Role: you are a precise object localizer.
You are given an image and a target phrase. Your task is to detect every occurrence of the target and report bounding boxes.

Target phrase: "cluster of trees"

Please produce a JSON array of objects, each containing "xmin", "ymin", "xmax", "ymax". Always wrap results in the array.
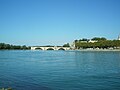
[
  {"xmin": 75, "ymin": 37, "xmax": 107, "ymax": 42},
  {"xmin": 75, "ymin": 37, "xmax": 120, "ymax": 49},
  {"xmin": 0, "ymin": 43, "xmax": 30, "ymax": 50},
  {"xmin": 63, "ymin": 43, "xmax": 70, "ymax": 47},
  {"xmin": 91, "ymin": 37, "xmax": 107, "ymax": 41}
]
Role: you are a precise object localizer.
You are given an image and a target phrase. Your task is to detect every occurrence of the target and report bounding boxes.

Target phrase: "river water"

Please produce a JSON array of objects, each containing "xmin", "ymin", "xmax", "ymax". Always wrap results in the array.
[{"xmin": 0, "ymin": 50, "xmax": 120, "ymax": 90}]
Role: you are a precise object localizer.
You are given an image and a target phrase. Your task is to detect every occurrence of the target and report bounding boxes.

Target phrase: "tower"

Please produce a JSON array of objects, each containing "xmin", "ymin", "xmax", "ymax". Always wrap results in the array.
[
  {"xmin": 69, "ymin": 41, "xmax": 75, "ymax": 49},
  {"xmin": 118, "ymin": 34, "xmax": 120, "ymax": 40}
]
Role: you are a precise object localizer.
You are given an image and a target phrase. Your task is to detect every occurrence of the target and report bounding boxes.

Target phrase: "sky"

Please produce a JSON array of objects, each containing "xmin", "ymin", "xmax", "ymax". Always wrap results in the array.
[{"xmin": 0, "ymin": 0, "xmax": 120, "ymax": 46}]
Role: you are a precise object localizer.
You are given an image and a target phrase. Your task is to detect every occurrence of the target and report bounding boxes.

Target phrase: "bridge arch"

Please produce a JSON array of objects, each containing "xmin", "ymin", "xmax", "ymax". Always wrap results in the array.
[
  {"xmin": 46, "ymin": 48, "xmax": 54, "ymax": 50},
  {"xmin": 58, "ymin": 48, "xmax": 65, "ymax": 50},
  {"xmin": 35, "ymin": 47, "xmax": 43, "ymax": 50}
]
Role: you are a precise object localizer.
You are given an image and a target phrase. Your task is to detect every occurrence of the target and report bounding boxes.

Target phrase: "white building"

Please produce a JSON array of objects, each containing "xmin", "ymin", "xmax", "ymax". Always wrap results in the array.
[
  {"xmin": 69, "ymin": 42, "xmax": 75, "ymax": 49},
  {"xmin": 88, "ymin": 39, "xmax": 97, "ymax": 43},
  {"xmin": 118, "ymin": 34, "xmax": 120, "ymax": 40}
]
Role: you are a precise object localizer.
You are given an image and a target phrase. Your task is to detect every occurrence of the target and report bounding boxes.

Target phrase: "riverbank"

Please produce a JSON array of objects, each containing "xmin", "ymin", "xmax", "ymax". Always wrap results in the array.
[{"xmin": 74, "ymin": 49, "xmax": 120, "ymax": 51}]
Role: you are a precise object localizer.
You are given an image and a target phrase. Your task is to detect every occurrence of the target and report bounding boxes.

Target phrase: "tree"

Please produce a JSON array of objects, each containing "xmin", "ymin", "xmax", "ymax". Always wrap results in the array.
[
  {"xmin": 0, "ymin": 43, "xmax": 30, "ymax": 50},
  {"xmin": 74, "ymin": 40, "xmax": 79, "ymax": 43},
  {"xmin": 91, "ymin": 37, "xmax": 107, "ymax": 41},
  {"xmin": 79, "ymin": 38, "xmax": 88, "ymax": 41},
  {"xmin": 63, "ymin": 43, "xmax": 70, "ymax": 47},
  {"xmin": 74, "ymin": 39, "xmax": 120, "ymax": 49}
]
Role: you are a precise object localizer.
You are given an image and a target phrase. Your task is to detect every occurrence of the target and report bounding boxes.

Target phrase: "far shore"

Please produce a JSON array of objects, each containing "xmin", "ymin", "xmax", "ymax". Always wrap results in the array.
[
  {"xmin": 73, "ymin": 49, "xmax": 120, "ymax": 51},
  {"xmin": 0, "ymin": 49, "xmax": 120, "ymax": 51}
]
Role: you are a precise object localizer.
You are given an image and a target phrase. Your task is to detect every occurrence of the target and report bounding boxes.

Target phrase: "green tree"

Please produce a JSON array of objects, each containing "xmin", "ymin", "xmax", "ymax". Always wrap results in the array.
[
  {"xmin": 74, "ymin": 39, "xmax": 120, "ymax": 49},
  {"xmin": 92, "ymin": 37, "xmax": 107, "ymax": 41},
  {"xmin": 63, "ymin": 43, "xmax": 70, "ymax": 47},
  {"xmin": 0, "ymin": 43, "xmax": 30, "ymax": 50}
]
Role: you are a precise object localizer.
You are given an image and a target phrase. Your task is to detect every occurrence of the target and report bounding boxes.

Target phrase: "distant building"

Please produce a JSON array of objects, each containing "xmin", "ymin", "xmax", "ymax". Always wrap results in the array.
[
  {"xmin": 88, "ymin": 39, "xmax": 97, "ymax": 43},
  {"xmin": 80, "ymin": 41, "xmax": 88, "ymax": 43},
  {"xmin": 77, "ymin": 39, "xmax": 97, "ymax": 43},
  {"xmin": 118, "ymin": 34, "xmax": 120, "ymax": 40},
  {"xmin": 69, "ymin": 42, "xmax": 75, "ymax": 49}
]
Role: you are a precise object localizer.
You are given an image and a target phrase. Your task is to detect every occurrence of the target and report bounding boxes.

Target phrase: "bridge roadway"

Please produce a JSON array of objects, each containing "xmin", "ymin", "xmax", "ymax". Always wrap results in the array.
[{"xmin": 31, "ymin": 46, "xmax": 70, "ymax": 50}]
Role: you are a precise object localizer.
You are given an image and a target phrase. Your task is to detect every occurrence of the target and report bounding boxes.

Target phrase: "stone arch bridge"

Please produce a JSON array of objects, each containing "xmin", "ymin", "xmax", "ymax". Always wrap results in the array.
[{"xmin": 31, "ymin": 46, "xmax": 70, "ymax": 50}]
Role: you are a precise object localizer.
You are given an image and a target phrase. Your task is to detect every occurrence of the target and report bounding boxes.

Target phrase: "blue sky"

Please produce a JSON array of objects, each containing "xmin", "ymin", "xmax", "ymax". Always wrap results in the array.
[{"xmin": 0, "ymin": 0, "xmax": 120, "ymax": 46}]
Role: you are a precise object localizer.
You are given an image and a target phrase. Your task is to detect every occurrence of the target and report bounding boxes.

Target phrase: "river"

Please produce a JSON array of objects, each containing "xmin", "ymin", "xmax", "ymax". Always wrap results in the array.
[{"xmin": 0, "ymin": 50, "xmax": 120, "ymax": 90}]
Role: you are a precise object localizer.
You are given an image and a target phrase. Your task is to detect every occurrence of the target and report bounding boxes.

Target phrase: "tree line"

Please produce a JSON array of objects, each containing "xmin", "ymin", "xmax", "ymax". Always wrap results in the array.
[
  {"xmin": 1, "ymin": 37, "xmax": 120, "ymax": 50},
  {"xmin": 74, "ymin": 37, "xmax": 120, "ymax": 49},
  {"xmin": 0, "ymin": 43, "xmax": 30, "ymax": 50}
]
